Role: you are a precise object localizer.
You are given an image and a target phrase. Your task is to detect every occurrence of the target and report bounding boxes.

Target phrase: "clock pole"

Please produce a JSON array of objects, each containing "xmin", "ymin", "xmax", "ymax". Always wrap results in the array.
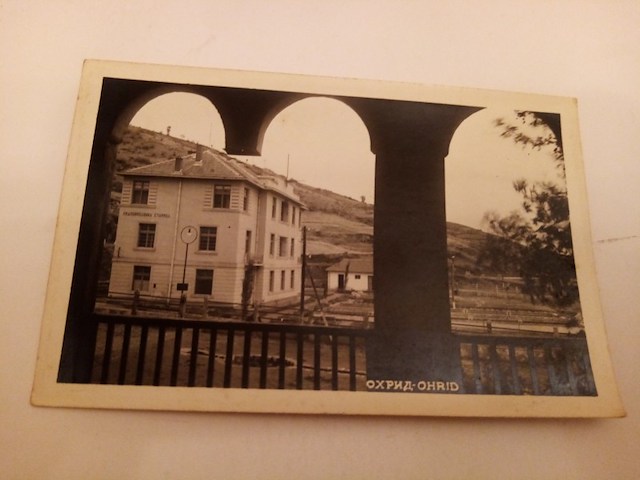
[{"xmin": 179, "ymin": 226, "xmax": 198, "ymax": 317}]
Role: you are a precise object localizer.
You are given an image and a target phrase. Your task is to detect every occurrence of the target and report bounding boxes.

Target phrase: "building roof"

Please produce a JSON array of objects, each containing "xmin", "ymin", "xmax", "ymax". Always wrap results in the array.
[
  {"xmin": 121, "ymin": 147, "xmax": 302, "ymax": 205},
  {"xmin": 326, "ymin": 256, "xmax": 373, "ymax": 274}
]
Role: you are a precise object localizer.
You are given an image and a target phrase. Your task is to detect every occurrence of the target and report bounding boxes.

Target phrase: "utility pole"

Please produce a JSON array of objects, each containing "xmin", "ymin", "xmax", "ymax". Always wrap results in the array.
[{"xmin": 299, "ymin": 225, "xmax": 307, "ymax": 320}]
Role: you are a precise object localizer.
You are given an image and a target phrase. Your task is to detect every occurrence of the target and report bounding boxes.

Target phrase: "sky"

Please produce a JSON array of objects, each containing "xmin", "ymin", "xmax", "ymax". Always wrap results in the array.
[
  {"xmin": 130, "ymin": 94, "xmax": 375, "ymax": 202},
  {"xmin": 130, "ymin": 93, "xmax": 563, "ymax": 230},
  {"xmin": 446, "ymin": 108, "xmax": 562, "ymax": 229}
]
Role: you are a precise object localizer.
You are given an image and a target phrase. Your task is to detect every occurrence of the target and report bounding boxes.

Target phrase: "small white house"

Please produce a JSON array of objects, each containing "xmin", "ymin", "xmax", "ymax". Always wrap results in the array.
[{"xmin": 326, "ymin": 257, "xmax": 373, "ymax": 292}]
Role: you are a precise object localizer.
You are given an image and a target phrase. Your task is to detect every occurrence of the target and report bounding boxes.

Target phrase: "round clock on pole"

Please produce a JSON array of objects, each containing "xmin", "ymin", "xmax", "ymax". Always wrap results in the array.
[
  {"xmin": 181, "ymin": 225, "xmax": 198, "ymax": 244},
  {"xmin": 178, "ymin": 226, "xmax": 198, "ymax": 309}
]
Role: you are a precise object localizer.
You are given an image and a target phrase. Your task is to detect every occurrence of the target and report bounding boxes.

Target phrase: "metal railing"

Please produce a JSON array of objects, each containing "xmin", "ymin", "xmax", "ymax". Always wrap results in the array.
[
  {"xmin": 244, "ymin": 252, "xmax": 264, "ymax": 265},
  {"xmin": 91, "ymin": 313, "xmax": 596, "ymax": 396},
  {"xmin": 91, "ymin": 313, "xmax": 368, "ymax": 391},
  {"xmin": 456, "ymin": 334, "xmax": 596, "ymax": 396}
]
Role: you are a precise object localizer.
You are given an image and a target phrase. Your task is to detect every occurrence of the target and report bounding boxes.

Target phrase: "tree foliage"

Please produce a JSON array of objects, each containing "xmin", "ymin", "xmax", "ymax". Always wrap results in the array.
[
  {"xmin": 495, "ymin": 111, "xmax": 564, "ymax": 167},
  {"xmin": 478, "ymin": 112, "xmax": 579, "ymax": 308}
]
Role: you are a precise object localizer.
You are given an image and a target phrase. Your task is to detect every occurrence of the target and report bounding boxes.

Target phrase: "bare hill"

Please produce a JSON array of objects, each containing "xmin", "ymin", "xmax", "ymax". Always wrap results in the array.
[{"xmin": 111, "ymin": 126, "xmax": 491, "ymax": 272}]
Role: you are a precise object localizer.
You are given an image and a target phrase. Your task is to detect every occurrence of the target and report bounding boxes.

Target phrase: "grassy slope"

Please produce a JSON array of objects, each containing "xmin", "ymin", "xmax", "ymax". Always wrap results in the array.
[{"xmin": 112, "ymin": 126, "xmax": 491, "ymax": 272}]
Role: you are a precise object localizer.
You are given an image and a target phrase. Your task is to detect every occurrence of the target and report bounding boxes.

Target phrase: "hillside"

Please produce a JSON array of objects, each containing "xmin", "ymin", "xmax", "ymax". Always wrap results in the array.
[
  {"xmin": 290, "ymin": 181, "xmax": 374, "ymax": 256},
  {"xmin": 111, "ymin": 126, "xmax": 198, "ymax": 192},
  {"xmin": 446, "ymin": 222, "xmax": 493, "ymax": 274},
  {"xmin": 109, "ymin": 126, "xmax": 492, "ymax": 273}
]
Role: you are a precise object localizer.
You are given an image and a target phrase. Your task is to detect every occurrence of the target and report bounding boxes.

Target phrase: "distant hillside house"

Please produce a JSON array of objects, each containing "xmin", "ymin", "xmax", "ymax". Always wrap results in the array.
[
  {"xmin": 326, "ymin": 257, "xmax": 373, "ymax": 292},
  {"xmin": 108, "ymin": 145, "xmax": 304, "ymax": 307}
]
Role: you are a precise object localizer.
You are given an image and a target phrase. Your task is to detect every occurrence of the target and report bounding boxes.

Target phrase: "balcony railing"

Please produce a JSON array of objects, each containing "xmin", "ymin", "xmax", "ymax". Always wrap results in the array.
[
  {"xmin": 455, "ymin": 333, "xmax": 596, "ymax": 396},
  {"xmin": 91, "ymin": 313, "xmax": 368, "ymax": 391},
  {"xmin": 90, "ymin": 313, "xmax": 595, "ymax": 396},
  {"xmin": 244, "ymin": 253, "xmax": 264, "ymax": 265}
]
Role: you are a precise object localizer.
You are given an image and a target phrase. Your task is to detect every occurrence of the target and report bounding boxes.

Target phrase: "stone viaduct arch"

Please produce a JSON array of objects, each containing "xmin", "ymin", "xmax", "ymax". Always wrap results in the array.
[{"xmin": 59, "ymin": 77, "xmax": 488, "ymax": 383}]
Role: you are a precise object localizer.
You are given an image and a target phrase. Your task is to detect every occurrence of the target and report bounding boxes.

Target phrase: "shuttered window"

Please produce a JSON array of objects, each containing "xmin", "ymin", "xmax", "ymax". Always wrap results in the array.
[{"xmin": 123, "ymin": 179, "xmax": 157, "ymax": 206}]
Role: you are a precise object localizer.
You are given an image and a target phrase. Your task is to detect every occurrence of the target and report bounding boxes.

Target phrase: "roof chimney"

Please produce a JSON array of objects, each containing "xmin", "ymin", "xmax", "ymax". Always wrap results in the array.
[
  {"xmin": 174, "ymin": 156, "xmax": 183, "ymax": 172},
  {"xmin": 195, "ymin": 144, "xmax": 204, "ymax": 164}
]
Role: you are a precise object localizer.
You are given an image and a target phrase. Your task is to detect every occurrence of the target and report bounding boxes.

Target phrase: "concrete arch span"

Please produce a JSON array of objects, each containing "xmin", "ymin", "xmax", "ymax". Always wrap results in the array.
[{"xmin": 60, "ymin": 77, "xmax": 483, "ymax": 382}]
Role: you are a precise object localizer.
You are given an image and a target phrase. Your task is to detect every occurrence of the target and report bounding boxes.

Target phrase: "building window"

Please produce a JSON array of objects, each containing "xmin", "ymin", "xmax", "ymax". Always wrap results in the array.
[
  {"xmin": 279, "ymin": 236, "xmax": 287, "ymax": 257},
  {"xmin": 280, "ymin": 201, "xmax": 289, "ymax": 222},
  {"xmin": 213, "ymin": 184, "xmax": 231, "ymax": 208},
  {"xmin": 199, "ymin": 226, "xmax": 217, "ymax": 251},
  {"xmin": 290, "ymin": 270, "xmax": 295, "ymax": 289},
  {"xmin": 269, "ymin": 271, "xmax": 274, "ymax": 292},
  {"xmin": 271, "ymin": 196, "xmax": 277, "ymax": 218},
  {"xmin": 355, "ymin": 274, "xmax": 361, "ymax": 279},
  {"xmin": 132, "ymin": 180, "xmax": 150, "ymax": 205},
  {"xmin": 243, "ymin": 187, "xmax": 249, "ymax": 211},
  {"xmin": 269, "ymin": 233, "xmax": 275, "ymax": 256},
  {"xmin": 245, "ymin": 230, "xmax": 252, "ymax": 254},
  {"xmin": 132, "ymin": 265, "xmax": 151, "ymax": 291},
  {"xmin": 137, "ymin": 223, "xmax": 156, "ymax": 248},
  {"xmin": 290, "ymin": 238, "xmax": 295, "ymax": 257},
  {"xmin": 280, "ymin": 270, "xmax": 286, "ymax": 290},
  {"xmin": 195, "ymin": 269, "xmax": 214, "ymax": 295},
  {"xmin": 292, "ymin": 206, "xmax": 296, "ymax": 225}
]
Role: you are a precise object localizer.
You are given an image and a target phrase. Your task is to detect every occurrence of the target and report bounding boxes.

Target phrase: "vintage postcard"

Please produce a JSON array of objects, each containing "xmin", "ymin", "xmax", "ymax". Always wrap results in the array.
[{"xmin": 32, "ymin": 60, "xmax": 624, "ymax": 417}]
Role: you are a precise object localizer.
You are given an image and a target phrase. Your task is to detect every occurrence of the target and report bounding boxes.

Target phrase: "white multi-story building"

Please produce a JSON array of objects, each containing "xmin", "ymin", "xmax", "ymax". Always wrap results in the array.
[{"xmin": 108, "ymin": 146, "xmax": 304, "ymax": 307}]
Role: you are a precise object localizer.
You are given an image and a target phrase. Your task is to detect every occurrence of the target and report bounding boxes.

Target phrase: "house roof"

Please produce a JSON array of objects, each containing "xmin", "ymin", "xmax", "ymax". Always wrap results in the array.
[
  {"xmin": 121, "ymin": 147, "xmax": 303, "ymax": 205},
  {"xmin": 326, "ymin": 256, "xmax": 373, "ymax": 274}
]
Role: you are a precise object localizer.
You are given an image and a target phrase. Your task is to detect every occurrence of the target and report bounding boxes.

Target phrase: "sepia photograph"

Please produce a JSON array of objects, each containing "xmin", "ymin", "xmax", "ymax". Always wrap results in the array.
[{"xmin": 32, "ymin": 60, "xmax": 624, "ymax": 416}]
